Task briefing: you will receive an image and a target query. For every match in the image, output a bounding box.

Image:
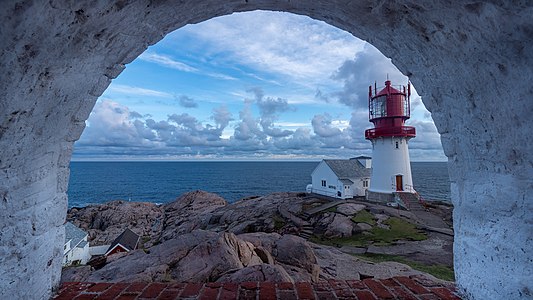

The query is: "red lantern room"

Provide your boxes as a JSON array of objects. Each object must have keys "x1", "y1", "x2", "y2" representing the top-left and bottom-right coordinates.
[{"x1": 365, "y1": 80, "x2": 416, "y2": 139}]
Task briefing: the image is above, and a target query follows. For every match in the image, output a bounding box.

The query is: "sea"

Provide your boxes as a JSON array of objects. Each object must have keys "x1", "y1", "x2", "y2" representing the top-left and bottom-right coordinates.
[{"x1": 67, "y1": 161, "x2": 451, "y2": 208}]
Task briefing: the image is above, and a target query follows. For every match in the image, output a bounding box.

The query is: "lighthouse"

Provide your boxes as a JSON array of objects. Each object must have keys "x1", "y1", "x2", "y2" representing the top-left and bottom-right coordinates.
[{"x1": 365, "y1": 80, "x2": 416, "y2": 202}]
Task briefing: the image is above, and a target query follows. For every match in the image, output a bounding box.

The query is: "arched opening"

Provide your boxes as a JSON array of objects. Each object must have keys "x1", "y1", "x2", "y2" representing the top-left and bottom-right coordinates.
[
  {"x1": 0, "y1": 2, "x2": 530, "y2": 299},
  {"x1": 64, "y1": 11, "x2": 453, "y2": 288}
]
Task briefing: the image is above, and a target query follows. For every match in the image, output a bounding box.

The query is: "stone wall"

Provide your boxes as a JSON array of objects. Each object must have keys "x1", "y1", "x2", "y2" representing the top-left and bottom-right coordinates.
[{"x1": 0, "y1": 1, "x2": 531, "y2": 299}]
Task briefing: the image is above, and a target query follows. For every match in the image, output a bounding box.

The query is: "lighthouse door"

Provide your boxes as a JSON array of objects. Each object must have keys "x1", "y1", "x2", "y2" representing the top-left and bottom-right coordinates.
[{"x1": 395, "y1": 175, "x2": 404, "y2": 191}]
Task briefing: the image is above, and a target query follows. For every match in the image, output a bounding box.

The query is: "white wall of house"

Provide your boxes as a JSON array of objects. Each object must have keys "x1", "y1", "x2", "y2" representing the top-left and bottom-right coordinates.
[
  {"x1": 71, "y1": 241, "x2": 90, "y2": 265},
  {"x1": 341, "y1": 183, "x2": 354, "y2": 199},
  {"x1": 352, "y1": 177, "x2": 371, "y2": 197},
  {"x1": 357, "y1": 157, "x2": 372, "y2": 169},
  {"x1": 63, "y1": 236, "x2": 90, "y2": 266},
  {"x1": 311, "y1": 161, "x2": 342, "y2": 198}
]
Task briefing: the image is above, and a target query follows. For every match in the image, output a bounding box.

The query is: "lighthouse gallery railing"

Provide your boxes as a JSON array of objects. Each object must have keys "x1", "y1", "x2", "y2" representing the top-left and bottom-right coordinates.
[{"x1": 364, "y1": 126, "x2": 416, "y2": 139}]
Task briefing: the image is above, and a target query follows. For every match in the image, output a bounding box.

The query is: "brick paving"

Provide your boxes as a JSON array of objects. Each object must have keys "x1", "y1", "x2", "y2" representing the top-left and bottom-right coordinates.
[{"x1": 53, "y1": 276, "x2": 461, "y2": 299}]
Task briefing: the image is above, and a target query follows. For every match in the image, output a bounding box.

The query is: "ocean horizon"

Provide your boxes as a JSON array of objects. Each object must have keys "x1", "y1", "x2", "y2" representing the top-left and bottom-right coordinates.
[{"x1": 67, "y1": 161, "x2": 451, "y2": 208}]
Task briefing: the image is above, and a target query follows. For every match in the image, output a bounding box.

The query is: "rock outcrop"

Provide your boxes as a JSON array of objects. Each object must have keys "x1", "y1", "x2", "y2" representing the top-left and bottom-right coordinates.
[
  {"x1": 67, "y1": 201, "x2": 164, "y2": 247},
  {"x1": 160, "y1": 190, "x2": 227, "y2": 240},
  {"x1": 85, "y1": 230, "x2": 323, "y2": 283},
  {"x1": 64, "y1": 191, "x2": 453, "y2": 286}
]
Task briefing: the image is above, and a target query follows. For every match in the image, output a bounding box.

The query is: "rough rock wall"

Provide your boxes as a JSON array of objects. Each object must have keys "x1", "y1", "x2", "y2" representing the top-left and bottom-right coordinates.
[{"x1": 0, "y1": 1, "x2": 531, "y2": 299}]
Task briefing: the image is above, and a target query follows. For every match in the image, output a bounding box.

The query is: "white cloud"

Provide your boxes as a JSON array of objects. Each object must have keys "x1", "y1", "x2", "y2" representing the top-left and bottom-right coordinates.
[
  {"x1": 139, "y1": 52, "x2": 198, "y2": 72},
  {"x1": 107, "y1": 84, "x2": 173, "y2": 98},
  {"x1": 176, "y1": 11, "x2": 364, "y2": 85},
  {"x1": 139, "y1": 51, "x2": 238, "y2": 81}
]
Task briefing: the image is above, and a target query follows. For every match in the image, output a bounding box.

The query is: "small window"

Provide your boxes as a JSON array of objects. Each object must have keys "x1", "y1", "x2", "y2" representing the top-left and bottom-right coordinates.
[
  {"x1": 363, "y1": 180, "x2": 368, "y2": 188},
  {"x1": 321, "y1": 180, "x2": 326, "y2": 187},
  {"x1": 395, "y1": 141, "x2": 399, "y2": 149}
]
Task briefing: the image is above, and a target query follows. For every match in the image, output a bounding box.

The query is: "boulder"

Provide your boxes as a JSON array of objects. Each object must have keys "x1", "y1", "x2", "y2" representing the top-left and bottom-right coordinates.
[
  {"x1": 240, "y1": 232, "x2": 321, "y2": 281},
  {"x1": 216, "y1": 264, "x2": 293, "y2": 283},
  {"x1": 88, "y1": 230, "x2": 263, "y2": 282},
  {"x1": 210, "y1": 193, "x2": 306, "y2": 233},
  {"x1": 60, "y1": 266, "x2": 91, "y2": 283},
  {"x1": 324, "y1": 214, "x2": 355, "y2": 238},
  {"x1": 238, "y1": 232, "x2": 282, "y2": 254},
  {"x1": 336, "y1": 203, "x2": 366, "y2": 216},
  {"x1": 356, "y1": 223, "x2": 373, "y2": 231},
  {"x1": 311, "y1": 242, "x2": 442, "y2": 281},
  {"x1": 160, "y1": 191, "x2": 228, "y2": 240},
  {"x1": 163, "y1": 190, "x2": 227, "y2": 212},
  {"x1": 273, "y1": 235, "x2": 318, "y2": 275}
]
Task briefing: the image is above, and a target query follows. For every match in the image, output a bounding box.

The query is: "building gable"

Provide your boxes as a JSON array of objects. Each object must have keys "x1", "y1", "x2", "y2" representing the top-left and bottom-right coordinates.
[{"x1": 105, "y1": 228, "x2": 140, "y2": 256}]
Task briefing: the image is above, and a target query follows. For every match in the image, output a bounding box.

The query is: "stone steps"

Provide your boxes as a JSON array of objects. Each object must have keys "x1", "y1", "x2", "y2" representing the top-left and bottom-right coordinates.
[{"x1": 299, "y1": 224, "x2": 315, "y2": 240}]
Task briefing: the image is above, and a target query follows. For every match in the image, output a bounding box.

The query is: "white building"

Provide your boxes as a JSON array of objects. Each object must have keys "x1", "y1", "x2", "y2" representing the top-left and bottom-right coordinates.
[
  {"x1": 308, "y1": 156, "x2": 372, "y2": 199},
  {"x1": 63, "y1": 222, "x2": 90, "y2": 266}
]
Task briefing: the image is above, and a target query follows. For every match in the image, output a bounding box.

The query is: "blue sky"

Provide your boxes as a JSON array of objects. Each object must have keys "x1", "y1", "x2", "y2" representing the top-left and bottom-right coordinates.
[{"x1": 73, "y1": 11, "x2": 446, "y2": 161}]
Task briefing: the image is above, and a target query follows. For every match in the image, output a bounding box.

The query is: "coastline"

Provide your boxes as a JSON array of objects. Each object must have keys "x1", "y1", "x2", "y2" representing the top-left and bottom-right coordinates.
[{"x1": 63, "y1": 190, "x2": 454, "y2": 284}]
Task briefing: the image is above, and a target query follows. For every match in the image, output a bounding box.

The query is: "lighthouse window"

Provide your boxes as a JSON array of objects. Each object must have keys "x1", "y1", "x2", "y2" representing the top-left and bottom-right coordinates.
[{"x1": 395, "y1": 141, "x2": 399, "y2": 149}]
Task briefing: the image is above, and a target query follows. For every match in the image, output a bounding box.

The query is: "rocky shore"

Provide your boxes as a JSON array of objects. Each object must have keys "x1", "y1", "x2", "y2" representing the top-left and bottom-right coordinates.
[{"x1": 63, "y1": 191, "x2": 454, "y2": 284}]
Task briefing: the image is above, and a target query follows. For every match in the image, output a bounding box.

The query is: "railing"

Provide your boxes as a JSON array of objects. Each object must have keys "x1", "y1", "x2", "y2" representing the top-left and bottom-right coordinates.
[
  {"x1": 394, "y1": 193, "x2": 410, "y2": 210},
  {"x1": 365, "y1": 126, "x2": 416, "y2": 139},
  {"x1": 404, "y1": 184, "x2": 416, "y2": 193}
]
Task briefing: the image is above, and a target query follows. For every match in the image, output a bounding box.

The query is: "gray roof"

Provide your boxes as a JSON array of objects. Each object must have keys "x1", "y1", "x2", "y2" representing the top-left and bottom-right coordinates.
[
  {"x1": 107, "y1": 228, "x2": 140, "y2": 253},
  {"x1": 65, "y1": 222, "x2": 87, "y2": 247},
  {"x1": 77, "y1": 240, "x2": 88, "y2": 248},
  {"x1": 324, "y1": 159, "x2": 371, "y2": 179},
  {"x1": 353, "y1": 155, "x2": 372, "y2": 159},
  {"x1": 340, "y1": 179, "x2": 354, "y2": 184}
]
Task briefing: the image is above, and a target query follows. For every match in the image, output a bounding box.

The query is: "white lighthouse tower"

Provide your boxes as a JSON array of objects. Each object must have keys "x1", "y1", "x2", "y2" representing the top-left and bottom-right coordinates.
[{"x1": 365, "y1": 80, "x2": 416, "y2": 203}]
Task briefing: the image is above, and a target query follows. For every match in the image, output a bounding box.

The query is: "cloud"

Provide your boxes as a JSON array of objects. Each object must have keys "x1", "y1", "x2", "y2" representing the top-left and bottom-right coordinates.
[
  {"x1": 139, "y1": 51, "x2": 238, "y2": 81},
  {"x1": 311, "y1": 114, "x2": 342, "y2": 138},
  {"x1": 175, "y1": 11, "x2": 364, "y2": 86},
  {"x1": 330, "y1": 44, "x2": 411, "y2": 109},
  {"x1": 233, "y1": 100, "x2": 263, "y2": 141},
  {"x1": 315, "y1": 89, "x2": 330, "y2": 103},
  {"x1": 247, "y1": 87, "x2": 294, "y2": 138},
  {"x1": 139, "y1": 52, "x2": 198, "y2": 72},
  {"x1": 74, "y1": 99, "x2": 444, "y2": 160},
  {"x1": 107, "y1": 84, "x2": 172, "y2": 98},
  {"x1": 211, "y1": 106, "x2": 233, "y2": 131},
  {"x1": 178, "y1": 95, "x2": 198, "y2": 108},
  {"x1": 129, "y1": 111, "x2": 144, "y2": 119}
]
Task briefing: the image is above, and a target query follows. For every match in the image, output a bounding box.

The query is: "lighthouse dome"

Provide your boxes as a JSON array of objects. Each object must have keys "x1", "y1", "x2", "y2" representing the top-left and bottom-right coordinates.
[{"x1": 375, "y1": 80, "x2": 402, "y2": 96}]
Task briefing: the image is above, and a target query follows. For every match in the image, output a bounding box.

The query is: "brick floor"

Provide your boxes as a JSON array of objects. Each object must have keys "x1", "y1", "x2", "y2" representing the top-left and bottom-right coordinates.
[{"x1": 54, "y1": 276, "x2": 461, "y2": 299}]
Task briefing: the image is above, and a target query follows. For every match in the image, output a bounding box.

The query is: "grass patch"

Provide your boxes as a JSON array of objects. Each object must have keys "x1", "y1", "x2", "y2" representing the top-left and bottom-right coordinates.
[
  {"x1": 313, "y1": 217, "x2": 427, "y2": 247},
  {"x1": 351, "y1": 210, "x2": 376, "y2": 225},
  {"x1": 325, "y1": 206, "x2": 338, "y2": 213},
  {"x1": 272, "y1": 214, "x2": 286, "y2": 230},
  {"x1": 355, "y1": 253, "x2": 455, "y2": 281}
]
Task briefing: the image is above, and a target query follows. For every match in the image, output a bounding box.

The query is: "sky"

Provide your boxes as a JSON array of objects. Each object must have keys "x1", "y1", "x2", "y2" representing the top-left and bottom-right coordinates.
[{"x1": 72, "y1": 11, "x2": 446, "y2": 161}]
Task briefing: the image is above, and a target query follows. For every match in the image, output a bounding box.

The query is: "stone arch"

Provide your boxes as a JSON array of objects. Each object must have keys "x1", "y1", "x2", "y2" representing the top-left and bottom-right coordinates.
[{"x1": 0, "y1": 1, "x2": 531, "y2": 299}]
